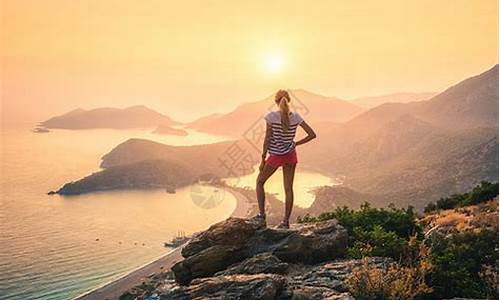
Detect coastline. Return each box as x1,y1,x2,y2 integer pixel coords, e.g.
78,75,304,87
72,187,253,300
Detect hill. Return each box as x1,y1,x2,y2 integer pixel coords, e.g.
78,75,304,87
118,183,499,300
152,125,188,136
42,105,176,129
302,65,499,209
350,92,436,108
53,160,195,195
54,66,499,209
345,65,498,132
99,138,258,177
187,89,364,137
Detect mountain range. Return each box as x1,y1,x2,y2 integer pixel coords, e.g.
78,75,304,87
54,65,498,210
300,65,499,209
186,90,365,137
349,92,436,108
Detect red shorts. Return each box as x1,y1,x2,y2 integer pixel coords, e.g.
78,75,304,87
266,150,298,168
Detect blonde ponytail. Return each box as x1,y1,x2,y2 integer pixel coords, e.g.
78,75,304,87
275,90,291,131
279,96,290,131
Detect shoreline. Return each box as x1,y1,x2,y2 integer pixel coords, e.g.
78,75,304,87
72,187,253,300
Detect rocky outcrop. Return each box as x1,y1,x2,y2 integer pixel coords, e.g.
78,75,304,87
172,217,348,285
215,253,289,276
127,256,391,300
124,217,395,300
159,274,287,300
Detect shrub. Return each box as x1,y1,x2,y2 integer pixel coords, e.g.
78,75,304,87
479,264,499,300
347,225,409,259
424,229,498,299
424,181,498,213
299,202,421,260
346,241,432,300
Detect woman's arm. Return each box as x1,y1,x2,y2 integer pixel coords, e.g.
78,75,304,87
295,121,317,146
259,123,272,171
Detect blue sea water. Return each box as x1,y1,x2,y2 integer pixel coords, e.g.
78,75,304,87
0,124,237,300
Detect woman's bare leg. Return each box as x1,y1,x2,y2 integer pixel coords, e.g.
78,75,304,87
256,163,278,216
282,163,296,224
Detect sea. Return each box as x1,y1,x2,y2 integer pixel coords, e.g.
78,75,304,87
0,122,332,299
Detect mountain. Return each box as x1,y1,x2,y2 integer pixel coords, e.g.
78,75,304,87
54,66,498,209
302,65,499,209
187,89,364,137
100,138,258,177
53,160,195,195
42,105,176,129
152,125,188,136
52,138,261,195
345,65,499,132
350,92,437,108
416,65,499,129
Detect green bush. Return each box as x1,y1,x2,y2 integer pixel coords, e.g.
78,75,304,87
423,229,499,300
424,181,498,213
299,203,422,259
347,225,409,259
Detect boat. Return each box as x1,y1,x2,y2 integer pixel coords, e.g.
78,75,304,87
164,231,189,248
32,127,50,133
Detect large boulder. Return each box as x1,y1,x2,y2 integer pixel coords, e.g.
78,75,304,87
172,217,348,284
215,253,289,276
171,245,245,285
181,217,264,258
159,274,287,300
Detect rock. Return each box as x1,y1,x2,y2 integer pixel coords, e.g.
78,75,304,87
270,219,348,264
160,274,287,300
159,257,387,300
282,286,354,300
181,218,265,258
215,253,289,276
172,217,348,284
277,257,392,300
305,257,394,280
172,245,245,285
442,298,486,300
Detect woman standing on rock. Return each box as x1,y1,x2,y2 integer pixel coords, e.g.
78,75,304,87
255,90,317,228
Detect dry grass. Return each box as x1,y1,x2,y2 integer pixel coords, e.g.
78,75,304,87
421,198,498,235
345,241,432,300
434,210,472,231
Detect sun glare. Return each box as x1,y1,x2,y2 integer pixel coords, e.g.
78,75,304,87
264,51,285,74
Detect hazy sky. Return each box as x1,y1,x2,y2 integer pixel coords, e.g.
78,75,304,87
1,0,498,122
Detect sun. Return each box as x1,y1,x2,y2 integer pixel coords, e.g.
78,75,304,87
264,51,285,74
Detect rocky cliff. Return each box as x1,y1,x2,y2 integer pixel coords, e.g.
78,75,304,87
123,217,393,300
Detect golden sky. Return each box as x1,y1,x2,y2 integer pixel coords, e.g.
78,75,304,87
1,0,498,122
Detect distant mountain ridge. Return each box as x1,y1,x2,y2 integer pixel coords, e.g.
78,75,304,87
350,92,437,108
186,89,365,137
53,65,499,210
345,65,499,132
301,65,499,209
42,105,177,129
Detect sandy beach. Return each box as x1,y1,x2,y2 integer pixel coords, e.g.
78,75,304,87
73,188,253,300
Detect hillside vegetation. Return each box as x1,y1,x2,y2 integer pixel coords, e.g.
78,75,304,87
299,182,499,300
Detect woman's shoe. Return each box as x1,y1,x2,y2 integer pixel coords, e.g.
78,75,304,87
275,221,289,229
250,214,266,227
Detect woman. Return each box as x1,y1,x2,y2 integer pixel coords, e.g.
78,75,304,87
255,90,317,228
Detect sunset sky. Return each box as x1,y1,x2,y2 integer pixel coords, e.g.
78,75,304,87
1,0,498,122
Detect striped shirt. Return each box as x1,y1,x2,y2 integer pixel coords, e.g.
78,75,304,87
264,111,304,155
